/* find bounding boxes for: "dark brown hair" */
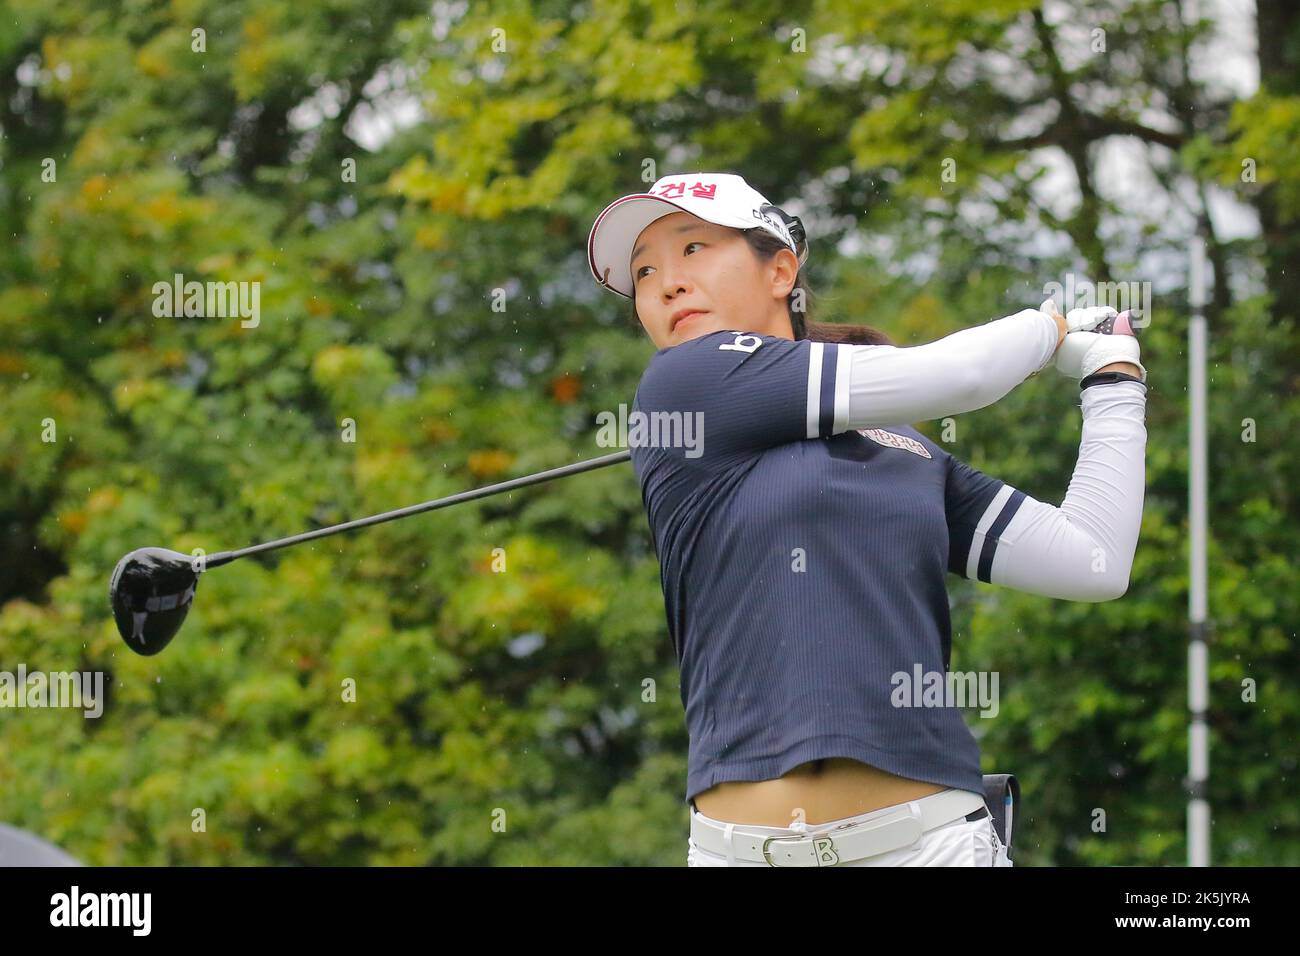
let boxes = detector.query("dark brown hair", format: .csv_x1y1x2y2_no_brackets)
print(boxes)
628,223,894,346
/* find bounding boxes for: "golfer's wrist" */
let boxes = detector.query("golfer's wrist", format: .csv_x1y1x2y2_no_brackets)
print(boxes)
1093,361,1142,377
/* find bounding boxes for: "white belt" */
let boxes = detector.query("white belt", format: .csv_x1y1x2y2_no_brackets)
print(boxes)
690,787,988,867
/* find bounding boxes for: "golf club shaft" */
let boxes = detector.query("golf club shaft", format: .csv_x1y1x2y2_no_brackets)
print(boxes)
202,449,632,569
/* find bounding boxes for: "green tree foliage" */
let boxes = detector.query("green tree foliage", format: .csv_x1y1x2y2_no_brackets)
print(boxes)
1,0,1296,864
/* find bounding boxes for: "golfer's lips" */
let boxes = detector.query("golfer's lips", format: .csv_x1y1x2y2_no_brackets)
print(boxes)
671,309,708,331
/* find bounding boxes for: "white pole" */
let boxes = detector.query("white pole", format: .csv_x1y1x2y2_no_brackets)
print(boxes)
1187,234,1210,867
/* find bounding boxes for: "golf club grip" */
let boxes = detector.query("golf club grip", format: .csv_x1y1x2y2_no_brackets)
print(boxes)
215,449,633,564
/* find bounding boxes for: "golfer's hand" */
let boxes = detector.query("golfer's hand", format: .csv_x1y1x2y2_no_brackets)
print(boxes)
1042,300,1068,351
1051,305,1147,383
1041,299,1123,344
1039,299,1109,370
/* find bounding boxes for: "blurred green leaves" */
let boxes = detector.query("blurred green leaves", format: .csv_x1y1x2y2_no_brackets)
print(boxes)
1,0,1297,868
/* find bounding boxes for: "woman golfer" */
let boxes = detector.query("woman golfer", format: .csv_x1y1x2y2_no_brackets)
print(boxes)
587,172,1148,867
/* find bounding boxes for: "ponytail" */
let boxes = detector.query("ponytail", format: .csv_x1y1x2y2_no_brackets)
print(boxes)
799,320,895,346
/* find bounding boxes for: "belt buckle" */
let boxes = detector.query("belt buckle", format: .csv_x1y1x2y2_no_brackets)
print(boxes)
760,831,837,867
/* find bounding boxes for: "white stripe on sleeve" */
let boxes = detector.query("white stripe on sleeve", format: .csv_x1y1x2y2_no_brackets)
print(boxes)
966,484,1017,580
805,342,825,439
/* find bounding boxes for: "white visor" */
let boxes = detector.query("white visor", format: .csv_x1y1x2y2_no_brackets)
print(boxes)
587,172,805,298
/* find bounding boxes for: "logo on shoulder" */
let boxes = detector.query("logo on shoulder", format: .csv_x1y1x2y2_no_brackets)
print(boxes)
717,331,762,354
857,428,933,459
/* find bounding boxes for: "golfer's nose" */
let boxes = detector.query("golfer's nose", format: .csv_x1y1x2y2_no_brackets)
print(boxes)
658,261,693,302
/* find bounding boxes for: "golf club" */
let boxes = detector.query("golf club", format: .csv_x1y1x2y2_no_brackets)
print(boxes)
109,449,632,656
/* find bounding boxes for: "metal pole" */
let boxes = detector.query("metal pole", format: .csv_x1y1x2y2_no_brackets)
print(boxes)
1187,234,1210,867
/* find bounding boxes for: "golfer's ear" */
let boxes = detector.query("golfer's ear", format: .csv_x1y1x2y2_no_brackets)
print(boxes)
769,247,799,297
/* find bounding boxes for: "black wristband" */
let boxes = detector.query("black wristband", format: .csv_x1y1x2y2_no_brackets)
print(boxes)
1080,370,1145,390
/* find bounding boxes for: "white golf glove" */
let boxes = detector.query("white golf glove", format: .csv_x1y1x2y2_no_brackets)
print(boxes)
1042,299,1147,383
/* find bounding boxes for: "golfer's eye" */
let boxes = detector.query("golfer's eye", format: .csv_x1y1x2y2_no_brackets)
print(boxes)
634,242,704,283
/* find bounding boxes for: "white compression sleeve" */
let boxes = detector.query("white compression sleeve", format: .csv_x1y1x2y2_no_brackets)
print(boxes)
833,308,1060,430
972,380,1148,601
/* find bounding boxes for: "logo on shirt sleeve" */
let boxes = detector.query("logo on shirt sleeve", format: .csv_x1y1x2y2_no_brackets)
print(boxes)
856,428,933,459
717,332,762,353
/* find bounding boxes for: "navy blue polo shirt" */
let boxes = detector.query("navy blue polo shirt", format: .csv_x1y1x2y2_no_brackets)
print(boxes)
630,330,1022,804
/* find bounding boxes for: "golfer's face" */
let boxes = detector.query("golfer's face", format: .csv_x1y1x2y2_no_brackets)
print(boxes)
631,212,766,348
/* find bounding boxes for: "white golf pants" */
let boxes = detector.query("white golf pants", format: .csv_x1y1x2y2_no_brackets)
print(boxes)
687,795,1015,867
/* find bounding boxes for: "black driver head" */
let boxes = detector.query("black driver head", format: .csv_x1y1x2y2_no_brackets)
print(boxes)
109,547,201,656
